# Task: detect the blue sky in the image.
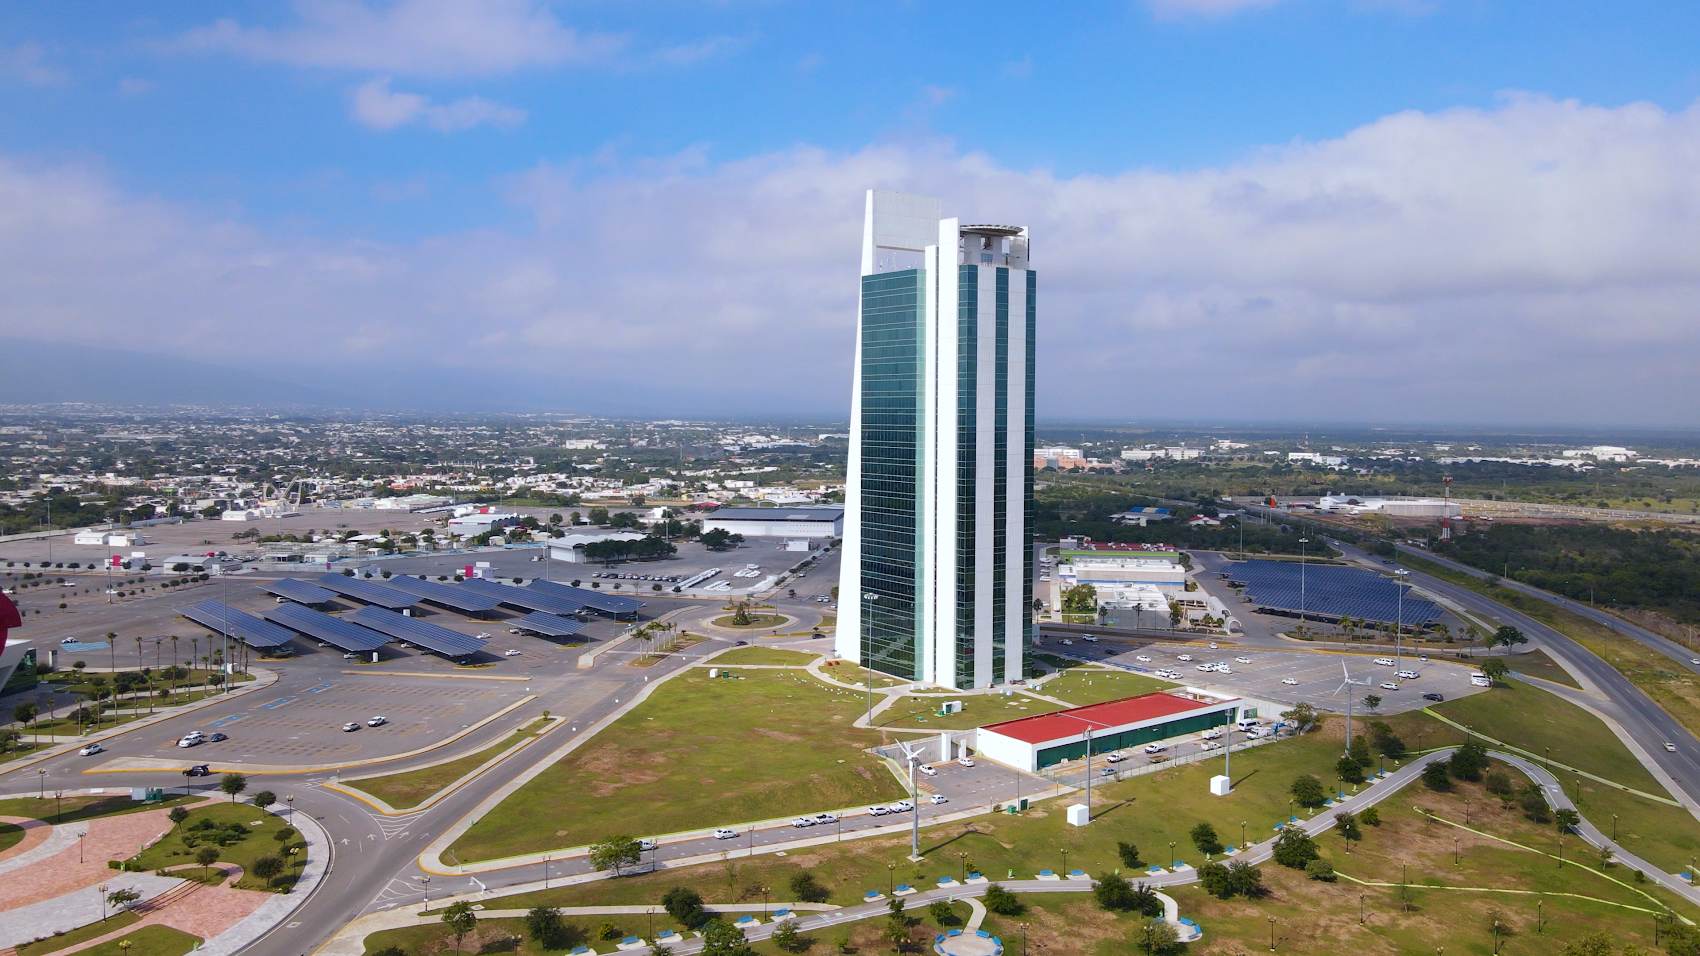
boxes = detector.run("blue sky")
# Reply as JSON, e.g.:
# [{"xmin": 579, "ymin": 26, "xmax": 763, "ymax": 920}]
[{"xmin": 5, "ymin": 1, "xmax": 1700, "ymax": 422}]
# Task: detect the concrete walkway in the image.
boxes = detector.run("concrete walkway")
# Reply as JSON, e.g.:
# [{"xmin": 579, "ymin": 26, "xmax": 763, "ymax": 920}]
[
  {"xmin": 0, "ymin": 817, "xmax": 75, "ymax": 876},
  {"xmin": 0, "ymin": 874, "xmax": 182, "ymax": 948}
]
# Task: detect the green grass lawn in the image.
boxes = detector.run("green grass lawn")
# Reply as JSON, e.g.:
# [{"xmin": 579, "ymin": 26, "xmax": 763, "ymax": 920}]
[
  {"xmin": 873, "ymin": 692, "xmax": 1066, "ymax": 731},
  {"xmin": 15, "ymin": 912, "xmax": 140, "ymax": 956},
  {"xmin": 133, "ymin": 800, "xmax": 304, "ymax": 891},
  {"xmin": 0, "ymin": 793, "xmax": 197, "ymax": 828},
  {"xmin": 75, "ymin": 926, "xmax": 200, "ymax": 956},
  {"xmin": 1503, "ymin": 646, "xmax": 1581, "ymax": 688},
  {"xmin": 710, "ymin": 613, "xmax": 788, "ymax": 629},
  {"xmin": 0, "ymin": 821, "xmax": 26, "ymax": 854},
  {"xmin": 712, "ymin": 648, "xmax": 821, "ymax": 666},
  {"xmin": 342, "ymin": 718, "xmax": 550, "ymax": 811},
  {"xmin": 1031, "ymin": 668, "xmax": 1174, "ymax": 706},
  {"xmin": 362, "ymin": 914, "xmax": 693, "ymax": 956},
  {"xmin": 1432, "ymin": 683, "xmax": 1666, "ymax": 794},
  {"xmin": 448, "ymin": 669, "xmax": 910, "ymax": 863}
]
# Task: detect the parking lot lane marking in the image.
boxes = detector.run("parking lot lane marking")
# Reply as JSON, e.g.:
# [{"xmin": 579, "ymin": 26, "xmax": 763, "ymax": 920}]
[
  {"xmin": 258, "ymin": 697, "xmax": 296, "ymax": 709},
  {"xmin": 305, "ymin": 682, "xmax": 338, "ymax": 693},
  {"xmin": 206, "ymin": 713, "xmax": 248, "ymax": 728}
]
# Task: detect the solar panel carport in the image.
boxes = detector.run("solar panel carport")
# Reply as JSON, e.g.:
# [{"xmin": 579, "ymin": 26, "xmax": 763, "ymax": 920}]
[
  {"xmin": 348, "ymin": 606, "xmax": 489, "ymax": 658},
  {"xmin": 1220, "ymin": 559, "xmax": 1442, "ymax": 625},
  {"xmin": 459, "ymin": 577, "xmax": 587, "ymax": 615},
  {"xmin": 313, "ymin": 574, "xmax": 421, "ymax": 610},
  {"xmin": 262, "ymin": 603, "xmax": 390, "ymax": 652},
  {"xmin": 510, "ymin": 611, "xmax": 588, "ymax": 638},
  {"xmin": 259, "ymin": 579, "xmax": 338, "ymax": 606},
  {"xmin": 381, "ymin": 574, "xmax": 504, "ymax": 614},
  {"xmin": 528, "ymin": 579, "xmax": 644, "ymax": 617},
  {"xmin": 178, "ymin": 600, "xmax": 295, "ymax": 648}
]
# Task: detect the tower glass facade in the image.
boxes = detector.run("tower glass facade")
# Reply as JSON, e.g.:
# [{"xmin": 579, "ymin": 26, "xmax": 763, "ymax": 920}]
[{"xmin": 839, "ymin": 190, "xmax": 1035, "ymax": 690}]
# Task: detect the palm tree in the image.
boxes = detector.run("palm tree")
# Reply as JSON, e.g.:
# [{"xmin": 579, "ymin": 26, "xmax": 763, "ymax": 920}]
[
  {"xmin": 171, "ymin": 635, "xmax": 180, "ymax": 669},
  {"xmin": 135, "ymin": 635, "xmax": 143, "ymax": 673}
]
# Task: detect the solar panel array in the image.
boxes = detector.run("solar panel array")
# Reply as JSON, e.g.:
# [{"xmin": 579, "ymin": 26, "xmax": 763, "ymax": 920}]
[
  {"xmin": 460, "ymin": 577, "xmax": 587, "ymax": 615},
  {"xmin": 528, "ymin": 578, "xmax": 644, "ymax": 615},
  {"xmin": 314, "ymin": 574, "xmax": 421, "ymax": 610},
  {"xmin": 381, "ymin": 574, "xmax": 504, "ymax": 613},
  {"xmin": 260, "ymin": 578, "xmax": 337, "ymax": 605},
  {"xmin": 347, "ymin": 606, "xmax": 489, "ymax": 657},
  {"xmin": 263, "ymin": 602, "xmax": 390, "ymax": 652},
  {"xmin": 511, "ymin": 611, "xmax": 588, "ymax": 638},
  {"xmin": 178, "ymin": 600, "xmax": 295, "ymax": 648},
  {"xmin": 1220, "ymin": 559, "xmax": 1442, "ymax": 625}
]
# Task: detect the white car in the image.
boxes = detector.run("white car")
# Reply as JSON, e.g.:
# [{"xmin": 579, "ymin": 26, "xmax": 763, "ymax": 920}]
[
  {"xmin": 1202, "ymin": 729, "xmax": 1223, "ymax": 740},
  {"xmin": 929, "ymin": 793, "xmax": 948, "ymax": 805},
  {"xmin": 1397, "ymin": 670, "xmax": 1419, "ymax": 680},
  {"xmin": 1143, "ymin": 743, "xmax": 1168, "ymax": 754},
  {"xmin": 504, "ymin": 649, "xmax": 522, "ymax": 657},
  {"xmin": 714, "ymin": 828, "xmax": 738, "ymax": 839},
  {"xmin": 1059, "ymin": 639, "xmax": 1073, "ymax": 646},
  {"xmin": 813, "ymin": 813, "xmax": 838, "ymax": 824},
  {"xmin": 1135, "ymin": 655, "xmax": 1152, "ymax": 663},
  {"xmin": 1195, "ymin": 664, "xmax": 1214, "ymax": 672},
  {"xmin": 918, "ymin": 764, "xmax": 938, "ymax": 776},
  {"xmin": 1217, "ymin": 666, "xmax": 1233, "ymax": 675},
  {"xmin": 367, "ymin": 716, "xmax": 387, "ymax": 727},
  {"xmin": 1419, "ymin": 655, "xmax": 1429, "ymax": 662},
  {"xmin": 1177, "ymin": 654, "xmax": 1193, "ymax": 662},
  {"xmin": 1235, "ymin": 656, "xmax": 1252, "ymax": 664},
  {"xmin": 1082, "ymin": 636, "xmax": 1099, "ymax": 643},
  {"xmin": 791, "ymin": 817, "xmax": 815, "ymax": 828},
  {"xmin": 867, "ymin": 805, "xmax": 890, "ymax": 817},
  {"xmin": 1105, "ymin": 752, "xmax": 1125, "ymax": 763},
  {"xmin": 639, "ymin": 838, "xmax": 659, "ymax": 851},
  {"xmin": 1666, "ymin": 742, "xmax": 1678, "ymax": 752},
  {"xmin": 1199, "ymin": 741, "xmax": 1222, "ymax": 751},
  {"xmin": 1208, "ymin": 643, "xmax": 1219, "ymax": 649},
  {"xmin": 1281, "ymin": 678, "xmax": 1300, "ymax": 686},
  {"xmin": 79, "ymin": 743, "xmax": 104, "ymax": 756},
  {"xmin": 1374, "ymin": 658, "xmax": 1396, "ymax": 666},
  {"xmin": 957, "ymin": 757, "xmax": 975, "ymax": 768},
  {"xmin": 889, "ymin": 801, "xmax": 915, "ymax": 813},
  {"xmin": 1380, "ymin": 682, "xmax": 1399, "ymax": 690},
  {"xmin": 177, "ymin": 734, "xmax": 204, "ymax": 748}
]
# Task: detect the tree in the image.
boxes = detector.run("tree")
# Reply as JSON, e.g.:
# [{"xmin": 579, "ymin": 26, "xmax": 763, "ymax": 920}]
[
  {"xmin": 588, "ymin": 507, "xmax": 611, "ymax": 526},
  {"xmin": 1189, "ymin": 821, "xmax": 1222, "ymax": 856},
  {"xmin": 699, "ymin": 919, "xmax": 754, "ymax": 956},
  {"xmin": 1559, "ymin": 931, "xmax": 1618, "ymax": 956},
  {"xmin": 441, "ymin": 901, "xmax": 478, "ymax": 954},
  {"xmin": 526, "ymin": 906, "xmax": 569, "ymax": 949},
  {"xmin": 1335, "ymin": 809, "xmax": 1362, "ymax": 842},
  {"xmin": 11, "ymin": 701, "xmax": 36, "ymax": 729},
  {"xmin": 1093, "ymin": 872, "xmax": 1139, "ymax": 910},
  {"xmin": 1226, "ymin": 860, "xmax": 1264, "ymax": 898},
  {"xmin": 1127, "ymin": 882, "xmax": 1163, "ymax": 917},
  {"xmin": 770, "ymin": 920, "xmax": 804, "ymax": 953},
  {"xmin": 1493, "ymin": 625, "xmax": 1528, "ymax": 655},
  {"xmin": 1290, "ymin": 774, "xmax": 1328, "ymax": 808},
  {"xmin": 105, "ymin": 887, "xmax": 141, "ymax": 912},
  {"xmin": 196, "ymin": 845, "xmax": 221, "ymax": 880},
  {"xmin": 1360, "ymin": 805, "xmax": 1380, "ymax": 827},
  {"xmin": 1555, "ymin": 807, "xmax": 1581, "ymax": 833},
  {"xmin": 983, "ymin": 883, "xmax": 1024, "ymax": 915},
  {"xmin": 1279, "ymin": 702, "xmax": 1319, "ymax": 734},
  {"xmin": 1362, "ymin": 694, "xmax": 1382, "ymax": 713},
  {"xmin": 1117, "ymin": 841, "xmax": 1143, "ymax": 868},
  {"xmin": 1450, "ymin": 741, "xmax": 1487, "ymax": 781},
  {"xmin": 927, "ymin": 899, "xmax": 954, "ymax": 925},
  {"xmin": 1271, "ymin": 828, "xmax": 1319, "ymax": 869},
  {"xmin": 220, "ymin": 773, "xmax": 248, "ymax": 803},
  {"xmin": 1197, "ymin": 861, "xmax": 1232, "ymax": 898},
  {"xmin": 252, "ymin": 790, "xmax": 276, "ymax": 811},
  {"xmin": 789, "ymin": 871, "xmax": 828, "ymax": 903},
  {"xmin": 169, "ymin": 806, "xmax": 190, "ymax": 830},
  {"xmin": 252, "ymin": 855, "xmax": 285, "ymax": 887},
  {"xmin": 1422, "ymin": 760, "xmax": 1453, "ymax": 791},
  {"xmin": 1305, "ymin": 858, "xmax": 1336, "ymax": 881},
  {"xmin": 1520, "ymin": 784, "xmax": 1552, "ymax": 823},
  {"xmin": 1663, "ymin": 923, "xmax": 1700, "ymax": 956},
  {"xmin": 1480, "ymin": 658, "xmax": 1510, "ymax": 684},
  {"xmin": 589, "ymin": 835, "xmax": 643, "ymax": 876},
  {"xmin": 701, "ymin": 528, "xmax": 744, "ymax": 551},
  {"xmin": 662, "ymin": 886, "xmax": 706, "ymax": 928},
  {"xmin": 1060, "ymin": 583, "xmax": 1097, "ymax": 614},
  {"xmin": 1134, "ymin": 918, "xmax": 1180, "ymax": 956},
  {"xmin": 1335, "ymin": 754, "xmax": 1366, "ymax": 785}
]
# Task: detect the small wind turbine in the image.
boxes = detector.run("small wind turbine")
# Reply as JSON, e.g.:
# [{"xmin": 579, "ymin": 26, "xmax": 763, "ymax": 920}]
[
  {"xmin": 895, "ymin": 738, "xmax": 924, "ymax": 860},
  {"xmin": 1334, "ymin": 661, "xmax": 1374, "ymax": 750}
]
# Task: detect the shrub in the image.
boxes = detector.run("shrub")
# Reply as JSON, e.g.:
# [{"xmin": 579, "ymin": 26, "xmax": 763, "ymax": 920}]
[
  {"xmin": 789, "ymin": 871, "xmax": 828, "ymax": 903},
  {"xmin": 1291, "ymin": 774, "xmax": 1328, "ymax": 808},
  {"xmin": 1197, "ymin": 861, "xmax": 1232, "ymax": 899},
  {"xmin": 662, "ymin": 886, "xmax": 706, "ymax": 928},
  {"xmin": 1421, "ymin": 760, "xmax": 1453, "ymax": 792},
  {"xmin": 1189, "ymin": 822, "xmax": 1222, "ymax": 856},
  {"xmin": 983, "ymin": 884, "xmax": 1023, "ymax": 915},
  {"xmin": 1117, "ymin": 841, "xmax": 1143, "ymax": 868},
  {"xmin": 1093, "ymin": 872, "xmax": 1138, "ymax": 910},
  {"xmin": 1272, "ymin": 828, "xmax": 1319, "ymax": 869},
  {"xmin": 1335, "ymin": 754, "xmax": 1366, "ymax": 785},
  {"xmin": 1450, "ymin": 741, "xmax": 1487, "ymax": 781},
  {"xmin": 1305, "ymin": 859, "xmax": 1337, "ymax": 882},
  {"xmin": 1359, "ymin": 805, "xmax": 1380, "ymax": 827}
]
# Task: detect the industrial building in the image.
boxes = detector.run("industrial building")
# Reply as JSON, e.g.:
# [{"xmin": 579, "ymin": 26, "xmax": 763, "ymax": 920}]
[
  {"xmin": 700, "ymin": 507, "xmax": 844, "ymax": 539},
  {"xmin": 838, "ymin": 189, "xmax": 1035, "ymax": 691},
  {"xmin": 448, "ymin": 509, "xmax": 524, "ymax": 535},
  {"xmin": 1316, "ymin": 496, "xmax": 1461, "ymax": 518},
  {"xmin": 544, "ymin": 530, "xmax": 648, "ymax": 562},
  {"xmin": 1051, "ymin": 540, "xmax": 1186, "ymax": 610},
  {"xmin": 975, "ymin": 692, "xmax": 1241, "ymax": 771}
]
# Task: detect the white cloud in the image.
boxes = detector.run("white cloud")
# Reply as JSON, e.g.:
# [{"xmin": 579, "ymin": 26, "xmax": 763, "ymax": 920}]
[
  {"xmin": 350, "ymin": 77, "xmax": 526, "ymax": 131},
  {"xmin": 174, "ymin": 0, "xmax": 623, "ymax": 77},
  {"xmin": 2, "ymin": 43, "xmax": 69, "ymax": 85},
  {"xmin": 6, "ymin": 94, "xmax": 1700, "ymax": 422}
]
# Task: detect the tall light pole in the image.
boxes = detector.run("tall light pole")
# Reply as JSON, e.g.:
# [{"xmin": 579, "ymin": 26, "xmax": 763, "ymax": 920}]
[
  {"xmin": 861, "ymin": 592, "xmax": 880, "ymax": 727},
  {"xmin": 1298, "ymin": 538, "xmax": 1309, "ymax": 624},
  {"xmin": 1393, "ymin": 569, "xmax": 1409, "ymax": 671}
]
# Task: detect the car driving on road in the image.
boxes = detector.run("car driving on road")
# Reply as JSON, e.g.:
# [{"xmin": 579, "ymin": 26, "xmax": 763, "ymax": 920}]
[
  {"xmin": 342, "ymin": 722, "xmax": 360, "ymax": 732},
  {"xmin": 79, "ymin": 743, "xmax": 103, "ymax": 756},
  {"xmin": 367, "ymin": 716, "xmax": 387, "ymax": 727}
]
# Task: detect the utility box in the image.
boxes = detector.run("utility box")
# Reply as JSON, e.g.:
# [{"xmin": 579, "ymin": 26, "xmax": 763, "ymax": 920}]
[
  {"xmin": 1066, "ymin": 804, "xmax": 1090, "ymax": 827},
  {"xmin": 938, "ymin": 700, "xmax": 963, "ymax": 715},
  {"xmin": 1210, "ymin": 775, "xmax": 1232, "ymax": 797},
  {"xmin": 708, "ymin": 668, "xmax": 719, "ymax": 679}
]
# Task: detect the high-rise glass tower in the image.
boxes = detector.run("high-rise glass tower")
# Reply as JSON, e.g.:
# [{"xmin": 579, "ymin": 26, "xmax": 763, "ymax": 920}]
[{"xmin": 837, "ymin": 190, "xmax": 1034, "ymax": 690}]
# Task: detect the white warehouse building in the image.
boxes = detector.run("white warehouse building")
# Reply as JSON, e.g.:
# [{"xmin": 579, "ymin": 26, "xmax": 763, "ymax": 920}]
[{"xmin": 702, "ymin": 507, "xmax": 844, "ymax": 539}]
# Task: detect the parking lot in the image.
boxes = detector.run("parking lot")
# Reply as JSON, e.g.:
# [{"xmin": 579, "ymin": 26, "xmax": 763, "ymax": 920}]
[{"xmin": 1088, "ymin": 640, "xmax": 1486, "ymax": 716}]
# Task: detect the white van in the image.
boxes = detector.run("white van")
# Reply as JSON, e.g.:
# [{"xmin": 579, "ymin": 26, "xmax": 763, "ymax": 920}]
[
  {"xmin": 1235, "ymin": 717, "xmax": 1261, "ymax": 733},
  {"xmin": 1469, "ymin": 672, "xmax": 1492, "ymax": 687}
]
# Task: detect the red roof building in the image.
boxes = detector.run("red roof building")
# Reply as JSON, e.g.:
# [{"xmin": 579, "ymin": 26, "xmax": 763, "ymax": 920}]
[{"xmin": 976, "ymin": 691, "xmax": 1241, "ymax": 771}]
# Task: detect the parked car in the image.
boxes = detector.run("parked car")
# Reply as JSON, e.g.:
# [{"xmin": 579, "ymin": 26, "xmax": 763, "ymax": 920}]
[
  {"xmin": 889, "ymin": 801, "xmax": 915, "ymax": 813},
  {"xmin": 918, "ymin": 765, "xmax": 938, "ymax": 776},
  {"xmin": 957, "ymin": 756, "xmax": 975, "ymax": 768},
  {"xmin": 1281, "ymin": 678, "xmax": 1300, "ymax": 686},
  {"xmin": 1209, "ymin": 643, "xmax": 1219, "ymax": 649},
  {"xmin": 184, "ymin": 764, "xmax": 212, "ymax": 776},
  {"xmin": 1374, "ymin": 658, "xmax": 1396, "ymax": 666},
  {"xmin": 1379, "ymin": 682, "xmax": 1399, "ymax": 691},
  {"xmin": 867, "ymin": 805, "xmax": 890, "ymax": 817},
  {"xmin": 929, "ymin": 793, "xmax": 948, "ymax": 805},
  {"xmin": 813, "ymin": 813, "xmax": 838, "ymax": 824},
  {"xmin": 1081, "ymin": 636, "xmax": 1098, "ymax": 643},
  {"xmin": 1177, "ymin": 654, "xmax": 1193, "ymax": 662},
  {"xmin": 1143, "ymin": 743, "xmax": 1168, "ymax": 754},
  {"xmin": 1199, "ymin": 741, "xmax": 1221, "ymax": 751},
  {"xmin": 1100, "ymin": 767, "xmax": 1117, "ymax": 776},
  {"xmin": 1422, "ymin": 693, "xmax": 1445, "ymax": 702},
  {"xmin": 1059, "ymin": 639, "xmax": 1073, "ymax": 646},
  {"xmin": 177, "ymin": 735, "xmax": 202, "ymax": 748},
  {"xmin": 1397, "ymin": 670, "xmax": 1419, "ymax": 680},
  {"xmin": 342, "ymin": 722, "xmax": 360, "ymax": 732},
  {"xmin": 1105, "ymin": 752, "xmax": 1125, "ymax": 763},
  {"xmin": 1135, "ymin": 655, "xmax": 1152, "ymax": 663},
  {"xmin": 714, "ymin": 828, "xmax": 738, "ymax": 839},
  {"xmin": 209, "ymin": 732, "xmax": 228, "ymax": 742},
  {"xmin": 1201, "ymin": 728, "xmax": 1223, "ymax": 740},
  {"xmin": 367, "ymin": 716, "xmax": 387, "ymax": 727},
  {"xmin": 1235, "ymin": 656, "xmax": 1252, "ymax": 664},
  {"xmin": 79, "ymin": 743, "xmax": 104, "ymax": 756},
  {"xmin": 791, "ymin": 817, "xmax": 815, "ymax": 828},
  {"xmin": 639, "ymin": 838, "xmax": 659, "ymax": 851},
  {"xmin": 504, "ymin": 649, "xmax": 522, "ymax": 657}
]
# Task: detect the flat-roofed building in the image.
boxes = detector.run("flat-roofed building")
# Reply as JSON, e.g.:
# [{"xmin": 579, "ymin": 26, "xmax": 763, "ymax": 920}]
[
  {"xmin": 703, "ymin": 507, "xmax": 843, "ymax": 539},
  {"xmin": 975, "ymin": 692, "xmax": 1242, "ymax": 771}
]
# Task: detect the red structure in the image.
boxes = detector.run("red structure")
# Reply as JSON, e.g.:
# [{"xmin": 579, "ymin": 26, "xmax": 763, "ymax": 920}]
[{"xmin": 0, "ymin": 590, "xmax": 19, "ymax": 655}]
